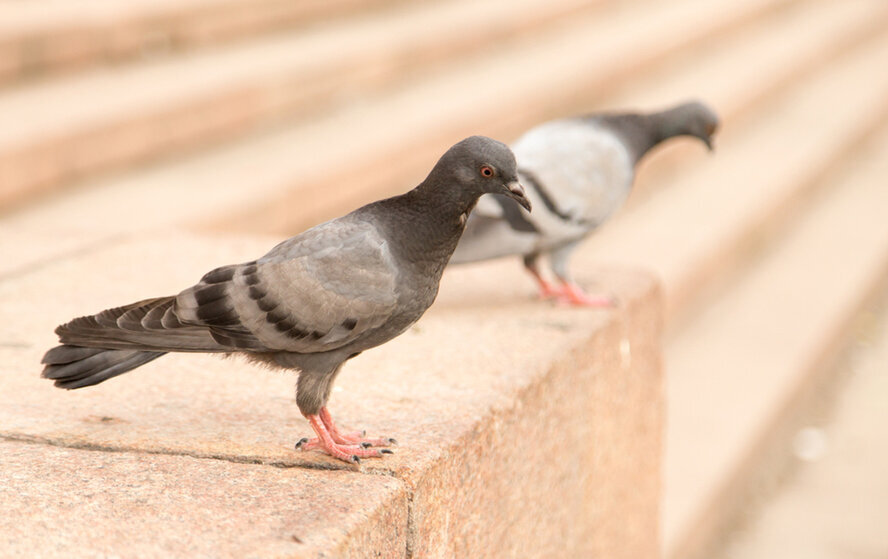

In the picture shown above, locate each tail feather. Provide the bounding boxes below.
[42,346,165,389]
[42,295,225,389]
[54,296,224,352]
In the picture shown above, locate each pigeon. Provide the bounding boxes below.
[450,101,718,306]
[41,136,530,464]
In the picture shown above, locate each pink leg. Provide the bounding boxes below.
[525,265,563,300]
[296,414,393,464]
[318,407,396,447]
[556,282,618,308]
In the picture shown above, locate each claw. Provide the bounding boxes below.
[296,410,396,464]
[380,449,394,455]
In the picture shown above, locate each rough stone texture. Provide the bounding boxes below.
[0,231,663,557]
[0,440,407,559]
[412,265,663,559]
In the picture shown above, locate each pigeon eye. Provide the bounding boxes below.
[480,166,494,178]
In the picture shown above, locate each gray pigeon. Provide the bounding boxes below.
[450,101,718,306]
[42,136,530,464]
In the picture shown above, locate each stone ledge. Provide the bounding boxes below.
[0,231,663,557]
[0,439,408,558]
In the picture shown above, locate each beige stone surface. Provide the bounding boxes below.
[0,439,408,558]
[662,117,888,559]
[718,296,888,559]
[0,231,664,557]
[411,263,663,559]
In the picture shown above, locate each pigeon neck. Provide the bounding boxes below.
[596,110,679,164]
[380,181,479,268]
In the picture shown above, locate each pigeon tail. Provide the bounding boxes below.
[42,345,165,389]
[52,296,225,353]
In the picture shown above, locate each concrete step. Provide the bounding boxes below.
[0,231,662,558]
[663,122,888,559]
[0,438,409,557]
[0,0,599,212]
[0,0,403,85]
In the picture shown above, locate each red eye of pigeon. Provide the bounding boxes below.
[480,166,494,177]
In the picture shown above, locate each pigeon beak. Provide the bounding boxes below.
[702,123,717,152]
[503,180,531,212]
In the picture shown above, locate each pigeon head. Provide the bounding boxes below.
[664,101,720,151]
[430,136,531,211]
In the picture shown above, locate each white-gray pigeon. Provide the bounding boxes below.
[42,136,530,464]
[450,101,718,306]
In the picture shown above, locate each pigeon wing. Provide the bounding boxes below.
[176,218,399,353]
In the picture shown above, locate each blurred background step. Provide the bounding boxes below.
[663,121,888,559]
[715,289,888,559]
[562,23,888,559]
[0,0,406,86]
[0,0,806,280]
[599,0,888,199]
[0,0,603,212]
[585,26,888,323]
[206,0,793,234]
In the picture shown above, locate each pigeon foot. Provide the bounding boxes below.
[296,408,395,463]
[554,282,618,308]
[530,276,616,307]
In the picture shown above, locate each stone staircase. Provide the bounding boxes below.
[2,0,887,557]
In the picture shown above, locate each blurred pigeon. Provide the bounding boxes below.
[42,136,530,464]
[451,101,718,306]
